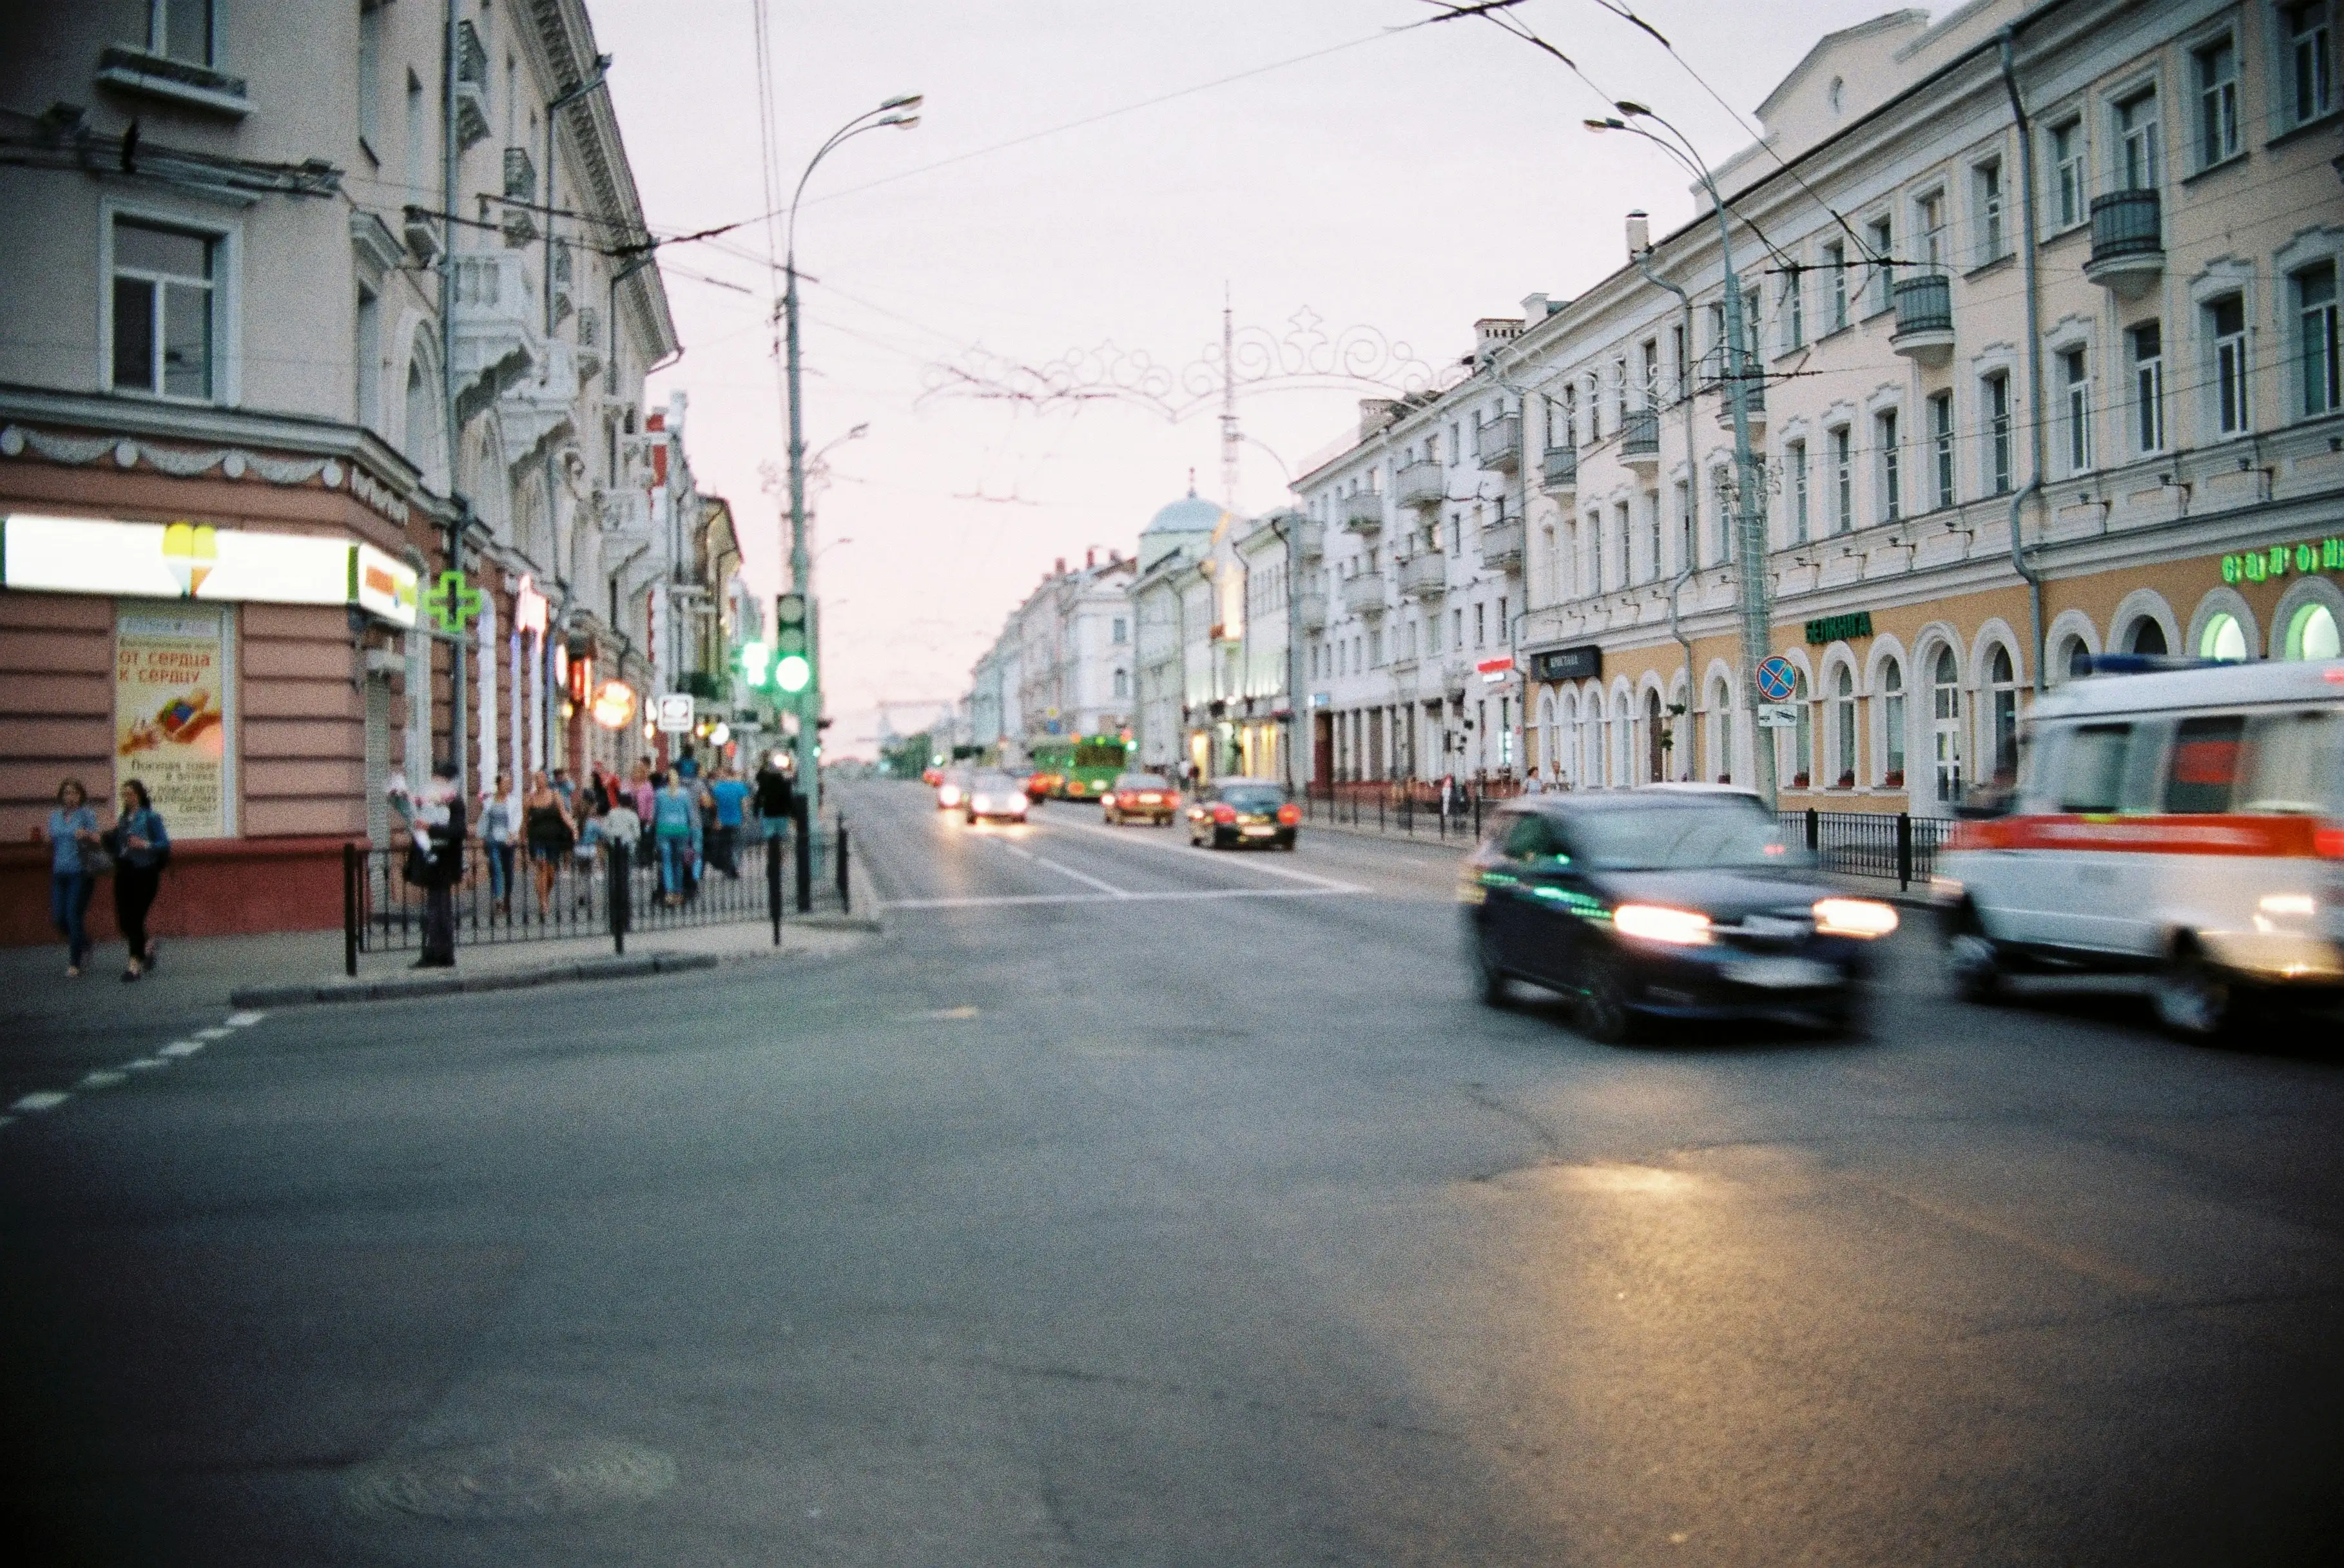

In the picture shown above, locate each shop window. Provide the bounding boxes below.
[2200,611,2249,661]
[1788,670,1812,789]
[2285,601,2341,659]
[111,217,218,400]
[2165,714,2243,813]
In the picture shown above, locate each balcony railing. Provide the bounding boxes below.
[2086,188,2162,298]
[501,146,538,245]
[1341,571,1388,617]
[1540,444,1578,494]
[449,251,541,419]
[1620,407,1661,465]
[1297,585,1328,632]
[1890,273,1954,365]
[1393,460,1445,511]
[1341,491,1384,533]
[1474,414,1522,474]
[1713,358,1768,430]
[1479,519,1524,574]
[1398,552,1447,599]
[1293,518,1326,561]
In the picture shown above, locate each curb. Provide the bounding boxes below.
[231,949,721,1010]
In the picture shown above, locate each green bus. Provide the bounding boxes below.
[1026,735,1128,800]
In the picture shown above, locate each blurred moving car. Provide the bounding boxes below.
[1186,778,1299,850]
[1939,656,2344,1038]
[920,766,943,787]
[1023,767,1059,802]
[963,771,1031,824]
[1101,772,1177,826]
[935,767,971,811]
[1461,789,1897,1041]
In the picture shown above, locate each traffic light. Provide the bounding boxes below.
[737,639,771,687]
[774,592,811,694]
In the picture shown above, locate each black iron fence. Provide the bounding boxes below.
[1300,779,1497,842]
[343,810,853,974]
[1779,808,1952,889]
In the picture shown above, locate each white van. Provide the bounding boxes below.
[1939,657,2344,1036]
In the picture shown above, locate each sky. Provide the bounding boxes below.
[590,0,1911,756]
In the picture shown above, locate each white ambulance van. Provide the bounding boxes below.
[1938,657,2344,1037]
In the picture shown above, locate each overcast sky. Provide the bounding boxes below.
[592,0,1908,754]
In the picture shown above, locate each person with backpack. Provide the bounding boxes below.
[110,778,171,982]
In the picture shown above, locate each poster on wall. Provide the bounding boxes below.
[115,607,229,839]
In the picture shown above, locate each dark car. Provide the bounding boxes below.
[1185,778,1299,850]
[1460,790,1899,1041]
[1102,772,1178,826]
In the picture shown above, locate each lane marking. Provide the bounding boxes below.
[226,1011,266,1027]
[884,886,1355,911]
[1029,855,1130,898]
[1041,818,1362,891]
[123,1059,166,1072]
[157,1041,206,1058]
[76,1070,127,1090]
[195,1026,233,1040]
[11,1092,70,1113]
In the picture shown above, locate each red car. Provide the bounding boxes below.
[1101,772,1177,826]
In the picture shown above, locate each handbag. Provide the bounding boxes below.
[83,837,116,877]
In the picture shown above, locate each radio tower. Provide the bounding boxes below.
[1219,284,1239,516]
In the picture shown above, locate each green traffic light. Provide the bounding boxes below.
[774,652,812,693]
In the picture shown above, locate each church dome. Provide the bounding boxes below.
[1143,485,1222,537]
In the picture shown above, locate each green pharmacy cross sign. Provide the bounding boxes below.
[424,569,485,635]
[2222,537,2344,585]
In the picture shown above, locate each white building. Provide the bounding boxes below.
[968,548,1138,760]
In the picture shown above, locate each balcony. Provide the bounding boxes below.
[94,44,251,118]
[2085,188,2162,299]
[1474,414,1522,474]
[1540,444,1578,497]
[1398,552,1448,600]
[501,147,539,246]
[1479,519,1525,574]
[1293,517,1326,561]
[1440,655,1474,694]
[1890,273,1955,366]
[452,21,490,151]
[500,338,581,460]
[1393,459,1446,513]
[1297,585,1328,633]
[1620,408,1662,472]
[449,251,541,424]
[1341,571,1389,618]
[1341,490,1384,534]
[1713,360,1768,436]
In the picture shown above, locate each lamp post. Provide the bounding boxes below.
[1587,105,1779,811]
[784,100,919,811]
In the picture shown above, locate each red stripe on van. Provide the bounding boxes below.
[1949,815,2327,857]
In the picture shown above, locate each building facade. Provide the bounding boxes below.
[969,548,1138,764]
[0,0,688,942]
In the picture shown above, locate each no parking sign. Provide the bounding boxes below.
[1756,656,1797,702]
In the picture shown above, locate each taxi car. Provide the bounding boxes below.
[1939,656,2344,1038]
[1462,789,1897,1042]
[1186,778,1300,850]
[1101,772,1178,826]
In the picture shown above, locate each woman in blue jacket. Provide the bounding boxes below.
[651,770,702,905]
[41,778,103,976]
[111,778,171,982]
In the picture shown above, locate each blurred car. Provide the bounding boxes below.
[1939,656,2344,1037]
[935,767,971,811]
[920,766,943,787]
[963,771,1031,824]
[1461,790,1897,1041]
[1101,772,1178,826]
[1023,768,1060,802]
[1185,778,1299,850]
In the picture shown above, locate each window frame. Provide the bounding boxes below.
[2129,319,2167,453]
[2058,344,2093,476]
[1972,156,2006,264]
[2294,260,2341,419]
[2280,1,2336,131]
[2206,290,2252,436]
[101,200,239,405]
[1788,438,1810,543]
[1876,407,1902,524]
[150,0,220,68]
[2049,115,2087,230]
[2192,29,2243,169]
[1982,369,2014,494]
[1929,391,1956,509]
[2112,83,2162,193]
[1828,425,1854,535]
[1823,240,1850,332]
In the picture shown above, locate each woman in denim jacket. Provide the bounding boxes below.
[41,779,104,976]
[110,778,171,981]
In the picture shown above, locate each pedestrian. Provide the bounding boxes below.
[628,757,657,822]
[109,778,171,981]
[40,778,104,976]
[650,769,701,906]
[675,744,700,783]
[521,769,576,920]
[755,753,795,881]
[707,763,750,878]
[413,761,466,967]
[480,770,518,917]
[1523,766,1545,796]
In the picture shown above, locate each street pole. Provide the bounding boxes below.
[781,96,920,817]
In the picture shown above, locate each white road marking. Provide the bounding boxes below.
[77,1070,127,1090]
[157,1041,205,1058]
[994,842,1038,860]
[11,1092,70,1113]
[123,1059,165,1072]
[1029,856,1130,898]
[885,886,1355,911]
[195,1025,233,1040]
[226,1011,266,1027]
[1041,817,1364,891]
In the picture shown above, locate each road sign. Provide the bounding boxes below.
[1756,655,1798,702]
[655,692,695,733]
[1756,702,1799,729]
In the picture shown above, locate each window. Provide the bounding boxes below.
[2051,118,2086,228]
[1866,216,1894,314]
[1712,469,1734,562]
[1877,409,1902,522]
[1112,669,1129,698]
[2209,293,2250,435]
[406,69,428,191]
[1586,514,1602,594]
[1611,359,1628,432]
[1974,159,2005,262]
[2200,611,2249,661]
[1932,644,1963,804]
[1917,190,1946,271]
[1639,339,1659,409]
[2057,724,2134,813]
[151,0,216,66]
[1824,242,1848,331]
[2116,90,2160,191]
[111,218,217,400]
[1834,665,1857,786]
[2127,615,2169,655]
[1453,606,1465,648]
[1669,324,1687,398]
[2285,3,2334,129]
[2165,715,2244,812]
[355,284,380,429]
[2296,262,2339,418]
[1930,392,1955,508]
[2060,346,2092,474]
[1674,480,1691,570]
[1830,427,1853,534]
[2194,34,2240,166]
[1474,602,1487,648]
[1784,267,1805,350]
[1556,385,1578,447]
[1613,501,1631,586]
[2129,321,2166,452]
[1881,658,1906,786]
[1988,646,2020,783]
[1112,616,1128,644]
[1984,371,2013,494]
[2285,601,2343,659]
[1643,494,1660,584]
[1788,440,1810,543]
[358,3,383,153]
[405,353,438,479]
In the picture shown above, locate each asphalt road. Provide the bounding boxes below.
[3,777,2341,1565]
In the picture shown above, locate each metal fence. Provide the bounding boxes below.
[1779,808,1952,889]
[343,813,853,973]
[1300,780,1495,842]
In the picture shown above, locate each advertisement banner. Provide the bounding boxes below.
[115,607,229,839]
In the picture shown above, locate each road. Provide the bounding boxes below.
[3,777,2341,1565]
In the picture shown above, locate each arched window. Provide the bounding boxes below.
[2285,602,2341,661]
[2199,612,2248,661]
[1988,645,2020,782]
[1879,657,1906,787]
[1932,644,1963,803]
[1645,688,1665,782]
[2055,634,2092,680]
[2127,615,2169,655]
[403,351,441,487]
[1711,677,1735,784]
[1787,670,1812,788]
[1834,664,1857,787]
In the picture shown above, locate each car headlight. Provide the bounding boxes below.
[1813,897,1899,938]
[1613,904,1712,945]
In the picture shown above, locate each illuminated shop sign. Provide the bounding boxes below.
[1803,611,1874,645]
[1,514,418,626]
[2221,538,2344,585]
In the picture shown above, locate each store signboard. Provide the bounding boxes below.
[353,543,418,627]
[115,606,230,839]
[1529,645,1601,682]
[655,692,695,733]
[6,514,419,625]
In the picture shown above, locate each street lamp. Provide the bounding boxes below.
[1585,104,1778,810]
[784,101,919,813]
